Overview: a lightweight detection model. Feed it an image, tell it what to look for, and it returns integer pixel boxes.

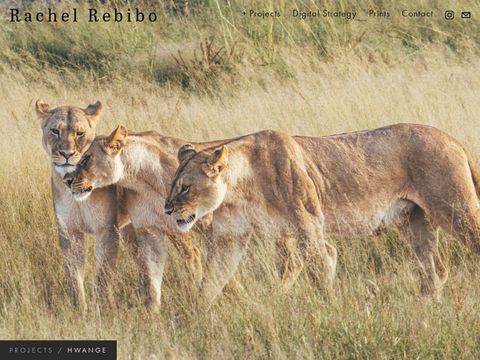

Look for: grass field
[1,0,480,358]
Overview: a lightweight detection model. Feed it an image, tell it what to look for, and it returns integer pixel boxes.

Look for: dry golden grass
[1,2,480,357]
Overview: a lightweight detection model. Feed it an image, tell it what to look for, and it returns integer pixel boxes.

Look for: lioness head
[165,144,229,233]
[36,99,103,176]
[64,125,128,201]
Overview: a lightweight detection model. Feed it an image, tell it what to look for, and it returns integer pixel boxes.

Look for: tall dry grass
[1,1,480,358]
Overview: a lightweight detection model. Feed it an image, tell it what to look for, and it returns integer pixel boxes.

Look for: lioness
[165,124,480,300]
[63,126,230,310]
[36,100,136,310]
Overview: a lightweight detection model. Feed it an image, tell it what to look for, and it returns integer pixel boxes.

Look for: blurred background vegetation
[1,0,479,95]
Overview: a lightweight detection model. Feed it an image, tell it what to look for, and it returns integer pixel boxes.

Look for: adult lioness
[37,100,136,310]
[165,124,480,300]
[63,126,230,310]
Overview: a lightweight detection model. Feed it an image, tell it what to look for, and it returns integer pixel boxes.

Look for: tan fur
[165,124,480,301]
[37,100,135,310]
[64,127,227,310]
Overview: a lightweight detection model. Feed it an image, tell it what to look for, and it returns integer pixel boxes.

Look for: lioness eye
[77,131,85,138]
[50,128,59,136]
[181,185,189,194]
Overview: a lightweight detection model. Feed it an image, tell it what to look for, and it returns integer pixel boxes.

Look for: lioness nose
[59,150,74,160]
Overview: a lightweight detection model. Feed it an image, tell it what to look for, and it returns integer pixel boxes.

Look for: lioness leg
[136,229,167,311]
[440,206,480,255]
[120,223,138,261]
[170,233,203,285]
[119,223,145,299]
[400,206,448,297]
[94,225,120,304]
[296,222,337,293]
[412,155,480,254]
[59,230,87,311]
[277,236,303,291]
[287,163,337,292]
[201,234,249,302]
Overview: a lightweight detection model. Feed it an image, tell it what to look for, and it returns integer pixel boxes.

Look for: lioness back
[294,123,477,234]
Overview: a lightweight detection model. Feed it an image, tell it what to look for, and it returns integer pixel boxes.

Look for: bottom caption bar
[0,340,116,360]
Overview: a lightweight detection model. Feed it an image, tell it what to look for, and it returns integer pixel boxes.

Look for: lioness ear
[202,145,228,178]
[84,101,103,121]
[35,99,51,118]
[104,125,128,153]
[178,144,196,163]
